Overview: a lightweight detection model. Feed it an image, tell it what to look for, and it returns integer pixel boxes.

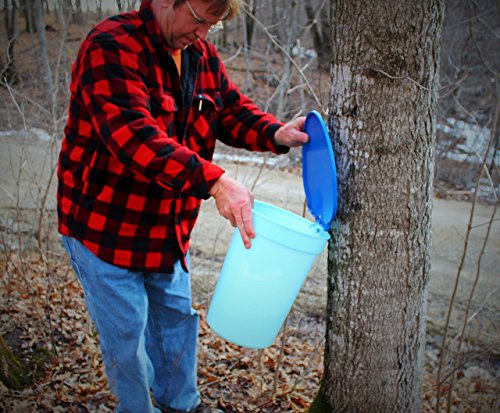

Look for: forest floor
[0,13,499,413]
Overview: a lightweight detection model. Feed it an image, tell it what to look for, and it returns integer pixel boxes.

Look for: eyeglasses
[184,0,225,34]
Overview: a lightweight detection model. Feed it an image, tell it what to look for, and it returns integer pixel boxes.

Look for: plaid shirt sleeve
[78,35,223,198]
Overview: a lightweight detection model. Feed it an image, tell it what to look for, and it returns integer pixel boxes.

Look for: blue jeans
[63,236,200,413]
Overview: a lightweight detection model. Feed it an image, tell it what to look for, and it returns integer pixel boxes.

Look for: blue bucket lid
[302,110,338,230]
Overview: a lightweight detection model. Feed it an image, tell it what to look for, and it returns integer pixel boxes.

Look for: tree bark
[311,1,445,412]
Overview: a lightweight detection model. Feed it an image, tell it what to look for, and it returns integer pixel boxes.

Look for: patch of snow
[291,46,317,60]
[29,127,53,142]
[437,118,498,165]
[0,127,53,142]
[212,153,290,168]
[0,130,16,139]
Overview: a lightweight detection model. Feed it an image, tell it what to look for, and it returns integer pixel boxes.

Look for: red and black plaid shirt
[57,0,287,273]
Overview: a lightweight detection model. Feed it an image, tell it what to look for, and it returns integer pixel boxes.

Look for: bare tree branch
[242,5,326,114]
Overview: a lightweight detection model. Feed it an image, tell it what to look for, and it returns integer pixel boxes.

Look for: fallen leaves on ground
[1,252,498,412]
[0,252,324,412]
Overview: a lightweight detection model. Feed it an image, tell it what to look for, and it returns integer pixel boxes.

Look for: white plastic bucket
[207,200,330,349]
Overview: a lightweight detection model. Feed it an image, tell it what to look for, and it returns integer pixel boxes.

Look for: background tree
[74,0,83,24]
[1,0,20,84]
[271,0,298,118]
[434,0,499,410]
[22,0,35,34]
[305,0,330,69]
[57,0,73,28]
[311,1,445,412]
[244,0,257,48]
[435,0,499,197]
[33,0,54,106]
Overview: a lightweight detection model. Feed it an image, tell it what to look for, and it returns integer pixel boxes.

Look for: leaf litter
[0,252,324,412]
[2,250,499,412]
[1,247,499,412]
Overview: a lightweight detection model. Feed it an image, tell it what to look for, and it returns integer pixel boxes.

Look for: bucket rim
[253,200,330,241]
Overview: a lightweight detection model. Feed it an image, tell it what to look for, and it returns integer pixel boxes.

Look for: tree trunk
[275,0,297,119]
[23,0,35,33]
[97,0,103,22]
[241,10,252,92]
[74,0,83,23]
[244,0,257,48]
[0,334,24,390]
[2,0,20,84]
[311,1,444,412]
[305,2,330,69]
[34,0,54,105]
[57,0,73,28]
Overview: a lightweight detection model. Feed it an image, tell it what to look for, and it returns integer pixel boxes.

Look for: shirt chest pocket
[193,92,223,115]
[188,92,224,160]
[192,92,223,134]
[149,90,178,133]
